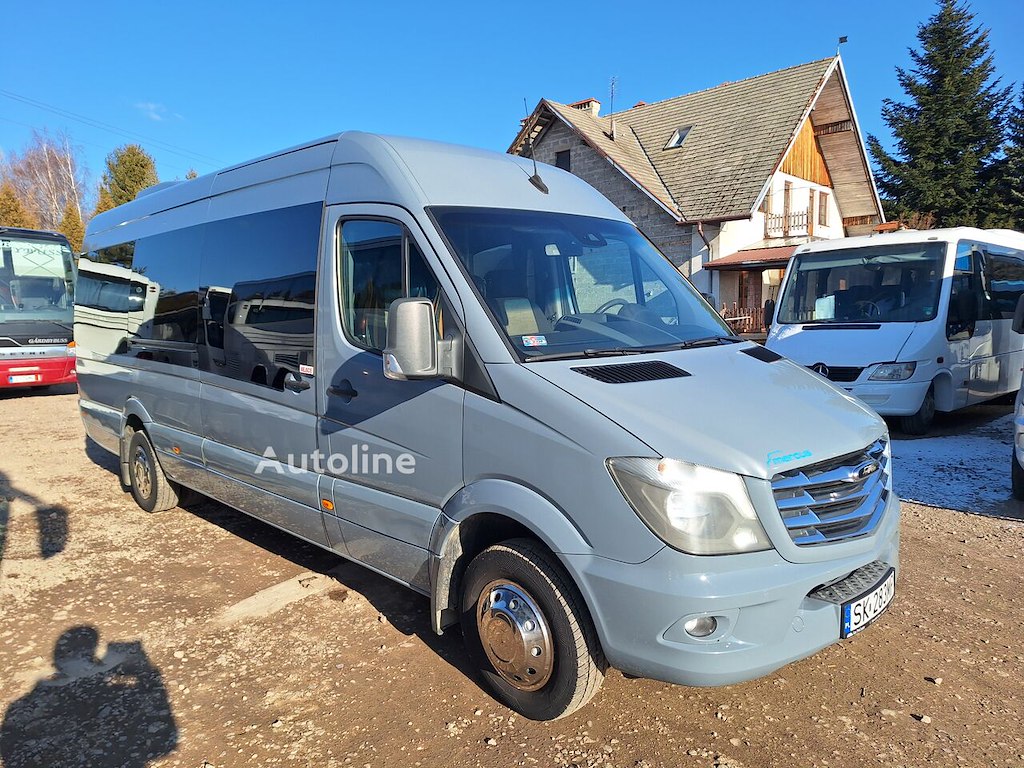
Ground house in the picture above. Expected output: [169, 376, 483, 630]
[508, 57, 884, 332]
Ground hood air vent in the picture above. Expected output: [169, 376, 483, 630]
[742, 346, 783, 363]
[572, 361, 690, 384]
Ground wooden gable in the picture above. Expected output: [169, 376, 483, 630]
[780, 119, 832, 188]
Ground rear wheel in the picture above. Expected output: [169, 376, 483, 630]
[899, 385, 935, 435]
[1012, 448, 1024, 501]
[127, 430, 180, 513]
[460, 538, 605, 721]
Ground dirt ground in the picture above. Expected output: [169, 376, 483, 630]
[1, 388, 1023, 768]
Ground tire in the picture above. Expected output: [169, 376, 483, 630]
[127, 430, 180, 513]
[460, 538, 605, 721]
[1012, 448, 1024, 501]
[900, 385, 935, 435]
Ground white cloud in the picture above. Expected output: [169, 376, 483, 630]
[135, 102, 175, 122]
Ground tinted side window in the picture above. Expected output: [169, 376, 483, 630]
[985, 248, 1024, 319]
[338, 220, 444, 352]
[130, 226, 203, 344]
[199, 203, 322, 387]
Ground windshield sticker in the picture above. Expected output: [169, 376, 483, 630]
[767, 449, 813, 469]
[522, 335, 548, 347]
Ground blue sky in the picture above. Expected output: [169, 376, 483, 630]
[3, 0, 1022, 201]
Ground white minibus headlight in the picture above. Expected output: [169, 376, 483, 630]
[607, 458, 772, 555]
[869, 362, 916, 381]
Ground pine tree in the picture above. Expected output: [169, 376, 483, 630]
[998, 86, 1024, 228]
[867, 0, 1011, 227]
[0, 183, 40, 229]
[98, 144, 159, 207]
[93, 187, 115, 217]
[58, 199, 85, 253]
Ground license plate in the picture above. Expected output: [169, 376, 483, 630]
[8, 374, 41, 384]
[841, 568, 895, 638]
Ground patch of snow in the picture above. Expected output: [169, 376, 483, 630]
[891, 413, 1014, 513]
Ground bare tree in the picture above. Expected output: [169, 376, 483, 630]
[1, 130, 90, 230]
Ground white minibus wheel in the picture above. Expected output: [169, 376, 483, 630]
[899, 385, 936, 436]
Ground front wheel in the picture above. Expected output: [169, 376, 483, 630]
[127, 430, 180, 513]
[899, 385, 935, 435]
[1011, 447, 1024, 501]
[460, 539, 605, 720]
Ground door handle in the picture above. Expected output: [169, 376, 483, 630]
[283, 372, 311, 392]
[327, 380, 359, 401]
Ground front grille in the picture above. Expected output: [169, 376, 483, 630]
[809, 365, 864, 383]
[771, 438, 890, 546]
[572, 361, 690, 384]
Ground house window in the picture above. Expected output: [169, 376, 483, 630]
[555, 150, 571, 171]
[760, 186, 773, 214]
[819, 191, 829, 226]
[664, 125, 692, 149]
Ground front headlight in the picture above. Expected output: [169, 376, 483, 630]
[607, 458, 773, 555]
[869, 362, 916, 381]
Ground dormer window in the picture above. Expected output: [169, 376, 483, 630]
[664, 125, 692, 149]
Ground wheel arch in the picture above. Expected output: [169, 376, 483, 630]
[430, 479, 595, 636]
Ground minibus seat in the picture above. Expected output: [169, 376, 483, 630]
[484, 269, 552, 336]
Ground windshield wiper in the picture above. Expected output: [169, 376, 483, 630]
[524, 336, 741, 361]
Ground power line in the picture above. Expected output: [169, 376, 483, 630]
[0, 116, 197, 178]
[0, 89, 223, 168]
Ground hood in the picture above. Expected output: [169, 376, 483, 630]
[766, 322, 917, 368]
[521, 343, 884, 481]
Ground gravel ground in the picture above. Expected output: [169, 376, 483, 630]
[1, 388, 1023, 768]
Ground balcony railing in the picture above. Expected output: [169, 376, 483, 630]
[765, 209, 811, 238]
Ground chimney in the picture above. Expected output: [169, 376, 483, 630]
[569, 98, 601, 118]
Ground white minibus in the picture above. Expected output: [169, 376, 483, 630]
[767, 228, 1024, 433]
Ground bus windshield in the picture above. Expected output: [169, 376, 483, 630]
[0, 232, 76, 326]
[777, 241, 946, 324]
[431, 207, 731, 359]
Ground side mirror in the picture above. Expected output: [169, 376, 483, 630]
[763, 298, 777, 332]
[1013, 294, 1024, 334]
[383, 298, 439, 380]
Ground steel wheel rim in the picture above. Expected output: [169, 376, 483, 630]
[476, 580, 554, 691]
[133, 445, 153, 500]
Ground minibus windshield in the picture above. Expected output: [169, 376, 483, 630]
[776, 241, 946, 324]
[0, 234, 75, 327]
[431, 207, 731, 359]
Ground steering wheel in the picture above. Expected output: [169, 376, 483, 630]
[853, 300, 881, 319]
[594, 298, 631, 314]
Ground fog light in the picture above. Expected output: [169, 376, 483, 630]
[683, 615, 718, 638]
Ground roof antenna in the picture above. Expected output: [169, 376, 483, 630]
[609, 76, 618, 141]
[836, 35, 848, 57]
[523, 97, 549, 194]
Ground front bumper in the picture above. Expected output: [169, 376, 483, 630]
[839, 380, 930, 416]
[0, 354, 77, 388]
[564, 492, 900, 687]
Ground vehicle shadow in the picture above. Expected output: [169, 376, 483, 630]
[79, 437, 482, 692]
[0, 470, 69, 567]
[180, 496, 480, 687]
[0, 626, 177, 768]
[0, 383, 78, 401]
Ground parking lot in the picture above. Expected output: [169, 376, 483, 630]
[1, 388, 1023, 768]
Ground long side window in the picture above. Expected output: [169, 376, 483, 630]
[200, 203, 323, 388]
[338, 219, 449, 353]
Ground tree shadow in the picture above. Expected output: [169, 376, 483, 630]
[0, 470, 69, 565]
[0, 626, 178, 768]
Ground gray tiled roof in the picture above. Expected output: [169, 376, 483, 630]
[546, 58, 835, 222]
